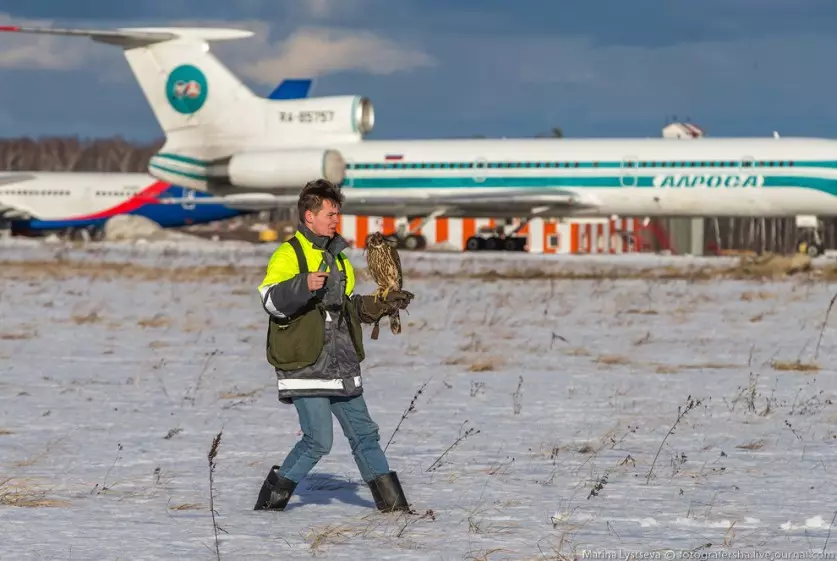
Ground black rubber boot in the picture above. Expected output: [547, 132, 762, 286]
[367, 471, 410, 513]
[253, 466, 297, 511]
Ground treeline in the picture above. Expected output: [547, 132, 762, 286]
[0, 136, 163, 172]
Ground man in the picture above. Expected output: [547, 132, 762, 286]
[253, 178, 414, 514]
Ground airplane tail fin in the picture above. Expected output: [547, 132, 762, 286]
[0, 25, 261, 144]
[269, 79, 313, 100]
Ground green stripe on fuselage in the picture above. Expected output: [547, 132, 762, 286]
[346, 175, 837, 196]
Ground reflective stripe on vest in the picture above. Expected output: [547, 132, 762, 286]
[277, 376, 362, 391]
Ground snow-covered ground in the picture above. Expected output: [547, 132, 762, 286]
[1, 238, 836, 560]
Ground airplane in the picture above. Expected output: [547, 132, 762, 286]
[0, 77, 313, 241]
[0, 172, 258, 240]
[3, 25, 837, 256]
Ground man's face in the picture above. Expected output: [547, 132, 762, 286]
[306, 198, 340, 237]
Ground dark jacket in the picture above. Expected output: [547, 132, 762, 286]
[258, 224, 366, 402]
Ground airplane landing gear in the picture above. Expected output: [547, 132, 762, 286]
[64, 225, 104, 243]
[465, 234, 527, 251]
[795, 215, 825, 258]
[464, 219, 530, 252]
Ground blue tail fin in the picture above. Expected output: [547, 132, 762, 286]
[268, 79, 313, 100]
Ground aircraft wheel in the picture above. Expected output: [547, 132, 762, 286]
[503, 238, 517, 251]
[465, 236, 482, 251]
[402, 234, 425, 251]
[484, 236, 499, 251]
[798, 239, 823, 257]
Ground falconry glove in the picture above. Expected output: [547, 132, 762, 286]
[353, 290, 414, 338]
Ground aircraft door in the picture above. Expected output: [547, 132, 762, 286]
[182, 188, 196, 210]
[620, 156, 638, 187]
[473, 157, 487, 184]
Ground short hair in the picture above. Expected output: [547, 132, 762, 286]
[297, 179, 345, 221]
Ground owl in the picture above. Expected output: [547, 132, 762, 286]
[365, 231, 403, 339]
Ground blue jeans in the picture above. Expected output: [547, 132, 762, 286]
[278, 394, 391, 484]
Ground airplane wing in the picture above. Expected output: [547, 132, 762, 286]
[339, 187, 594, 218]
[155, 188, 594, 216]
[155, 193, 299, 210]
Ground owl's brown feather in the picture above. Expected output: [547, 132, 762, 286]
[365, 232, 404, 338]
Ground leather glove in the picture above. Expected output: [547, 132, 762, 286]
[353, 290, 414, 324]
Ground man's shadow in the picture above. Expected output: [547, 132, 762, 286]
[283, 472, 375, 511]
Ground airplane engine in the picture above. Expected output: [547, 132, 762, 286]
[271, 95, 375, 137]
[213, 148, 347, 190]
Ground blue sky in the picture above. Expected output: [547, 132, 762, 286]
[0, 0, 836, 141]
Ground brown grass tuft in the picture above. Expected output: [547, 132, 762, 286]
[726, 253, 812, 279]
[169, 502, 203, 510]
[736, 439, 766, 450]
[0, 330, 37, 340]
[770, 360, 820, 372]
[137, 314, 171, 328]
[0, 429, 13, 436]
[468, 359, 501, 372]
[219, 388, 259, 399]
[596, 355, 630, 366]
[0, 478, 69, 508]
[306, 524, 361, 551]
[444, 356, 469, 365]
[624, 309, 658, 315]
[740, 290, 777, 301]
[71, 311, 102, 325]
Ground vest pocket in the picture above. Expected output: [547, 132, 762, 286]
[266, 309, 325, 370]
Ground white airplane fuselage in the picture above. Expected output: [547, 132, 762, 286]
[0, 172, 248, 232]
[324, 136, 837, 219]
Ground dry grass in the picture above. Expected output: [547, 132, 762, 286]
[0, 429, 13, 436]
[2, 252, 835, 285]
[736, 439, 766, 450]
[770, 360, 820, 372]
[137, 314, 171, 328]
[219, 388, 260, 399]
[305, 524, 362, 552]
[0, 260, 252, 284]
[740, 290, 777, 301]
[0, 330, 37, 340]
[71, 311, 102, 325]
[468, 359, 502, 372]
[169, 503, 203, 510]
[595, 355, 631, 366]
[0, 478, 69, 508]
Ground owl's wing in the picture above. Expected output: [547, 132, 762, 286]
[392, 246, 403, 289]
[366, 249, 385, 287]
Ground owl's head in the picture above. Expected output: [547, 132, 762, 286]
[366, 231, 387, 249]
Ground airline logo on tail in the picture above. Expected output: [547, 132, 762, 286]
[166, 64, 208, 114]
